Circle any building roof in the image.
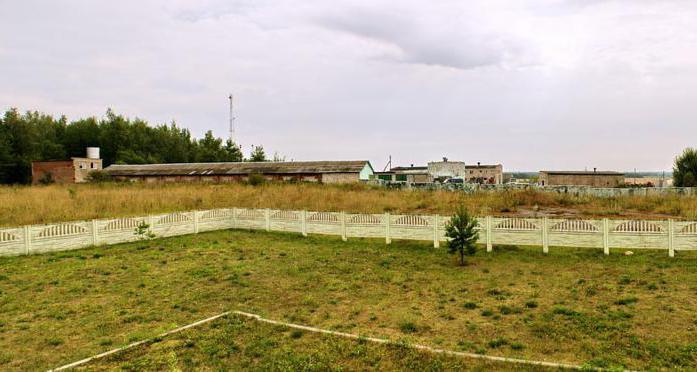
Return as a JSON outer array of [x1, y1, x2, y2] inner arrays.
[[105, 161, 372, 176], [540, 170, 624, 176], [465, 164, 501, 169], [391, 166, 428, 171]]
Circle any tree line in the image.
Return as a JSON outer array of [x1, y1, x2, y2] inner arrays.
[[0, 108, 268, 184]]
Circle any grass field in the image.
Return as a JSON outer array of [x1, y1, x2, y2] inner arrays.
[[1, 229, 696, 370], [2, 182, 697, 227], [78, 314, 547, 371]]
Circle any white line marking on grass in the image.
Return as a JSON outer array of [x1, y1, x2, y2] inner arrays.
[[50, 310, 613, 371], [232, 311, 588, 370], [48, 311, 231, 371]]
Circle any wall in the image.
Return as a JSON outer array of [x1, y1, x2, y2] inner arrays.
[[465, 165, 503, 184], [427, 161, 466, 178], [72, 158, 102, 182], [31, 161, 75, 184], [321, 173, 359, 184], [1, 207, 694, 258], [541, 173, 624, 187], [31, 158, 102, 184], [359, 163, 374, 181]]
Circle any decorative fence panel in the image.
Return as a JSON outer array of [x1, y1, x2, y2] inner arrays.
[[346, 213, 385, 239], [0, 208, 695, 258]]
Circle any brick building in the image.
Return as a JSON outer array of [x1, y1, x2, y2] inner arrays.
[[104, 160, 374, 184], [31, 148, 102, 184], [539, 170, 625, 187]]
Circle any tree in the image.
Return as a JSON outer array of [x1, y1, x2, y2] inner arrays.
[[223, 139, 244, 162], [674, 148, 697, 187], [444, 205, 480, 266], [249, 145, 267, 162], [0, 108, 273, 184]]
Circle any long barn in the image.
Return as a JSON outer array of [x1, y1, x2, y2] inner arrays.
[[104, 160, 374, 184]]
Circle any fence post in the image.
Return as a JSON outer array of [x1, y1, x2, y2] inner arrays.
[[232, 207, 237, 229], [23, 225, 31, 255], [603, 218, 610, 255], [433, 215, 440, 248], [148, 215, 155, 235], [385, 212, 391, 244], [301, 210, 307, 237], [193, 211, 200, 234], [265, 209, 271, 232], [486, 216, 493, 252], [542, 217, 549, 254], [341, 211, 347, 241], [92, 219, 98, 246], [668, 219, 675, 258]]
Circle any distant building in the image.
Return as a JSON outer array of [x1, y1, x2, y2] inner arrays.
[[104, 160, 374, 184], [427, 158, 467, 180], [376, 165, 430, 183], [32, 147, 102, 184], [465, 163, 503, 184], [624, 177, 673, 187], [539, 170, 625, 187]]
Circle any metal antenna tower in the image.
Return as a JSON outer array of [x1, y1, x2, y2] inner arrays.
[[228, 94, 236, 143]]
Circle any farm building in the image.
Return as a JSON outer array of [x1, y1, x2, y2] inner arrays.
[[31, 147, 102, 184], [104, 160, 374, 184], [465, 163, 503, 184], [539, 170, 625, 187], [375, 165, 430, 183]]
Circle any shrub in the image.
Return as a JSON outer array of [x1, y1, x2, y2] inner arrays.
[[398, 321, 418, 333], [247, 173, 266, 186], [463, 302, 478, 309], [525, 300, 538, 309], [38, 172, 54, 185], [487, 338, 508, 348], [552, 306, 580, 316], [86, 170, 112, 183], [614, 297, 639, 306], [510, 342, 525, 350], [480, 309, 494, 317]]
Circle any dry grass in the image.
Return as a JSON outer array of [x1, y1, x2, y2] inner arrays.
[[1, 182, 697, 227]]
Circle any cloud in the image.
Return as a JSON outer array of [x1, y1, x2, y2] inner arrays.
[[315, 7, 527, 70]]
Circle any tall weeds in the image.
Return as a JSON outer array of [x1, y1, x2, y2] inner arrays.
[[0, 182, 695, 226]]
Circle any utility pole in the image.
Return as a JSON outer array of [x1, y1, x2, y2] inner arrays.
[[228, 94, 235, 143]]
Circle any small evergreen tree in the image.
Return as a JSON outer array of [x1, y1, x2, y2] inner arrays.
[[444, 205, 479, 266], [673, 148, 697, 187]]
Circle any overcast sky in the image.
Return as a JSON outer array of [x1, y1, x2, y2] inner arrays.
[[1, 0, 695, 171]]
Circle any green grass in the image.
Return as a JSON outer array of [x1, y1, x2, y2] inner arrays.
[[77, 315, 546, 371], [0, 229, 696, 370]]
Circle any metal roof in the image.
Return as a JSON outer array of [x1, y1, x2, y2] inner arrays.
[[105, 161, 372, 176], [540, 170, 624, 176]]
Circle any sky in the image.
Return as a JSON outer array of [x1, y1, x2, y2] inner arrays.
[[1, 0, 696, 171]]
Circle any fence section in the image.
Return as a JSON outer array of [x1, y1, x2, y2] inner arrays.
[[374, 180, 697, 198], [1, 208, 695, 258]]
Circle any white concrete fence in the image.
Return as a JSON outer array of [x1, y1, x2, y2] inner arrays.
[[1, 208, 696, 258]]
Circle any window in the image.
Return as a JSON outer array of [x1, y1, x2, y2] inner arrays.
[[90, 162, 94, 169]]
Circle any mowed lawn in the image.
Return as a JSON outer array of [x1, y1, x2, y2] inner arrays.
[[0, 229, 696, 370], [78, 314, 546, 371]]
